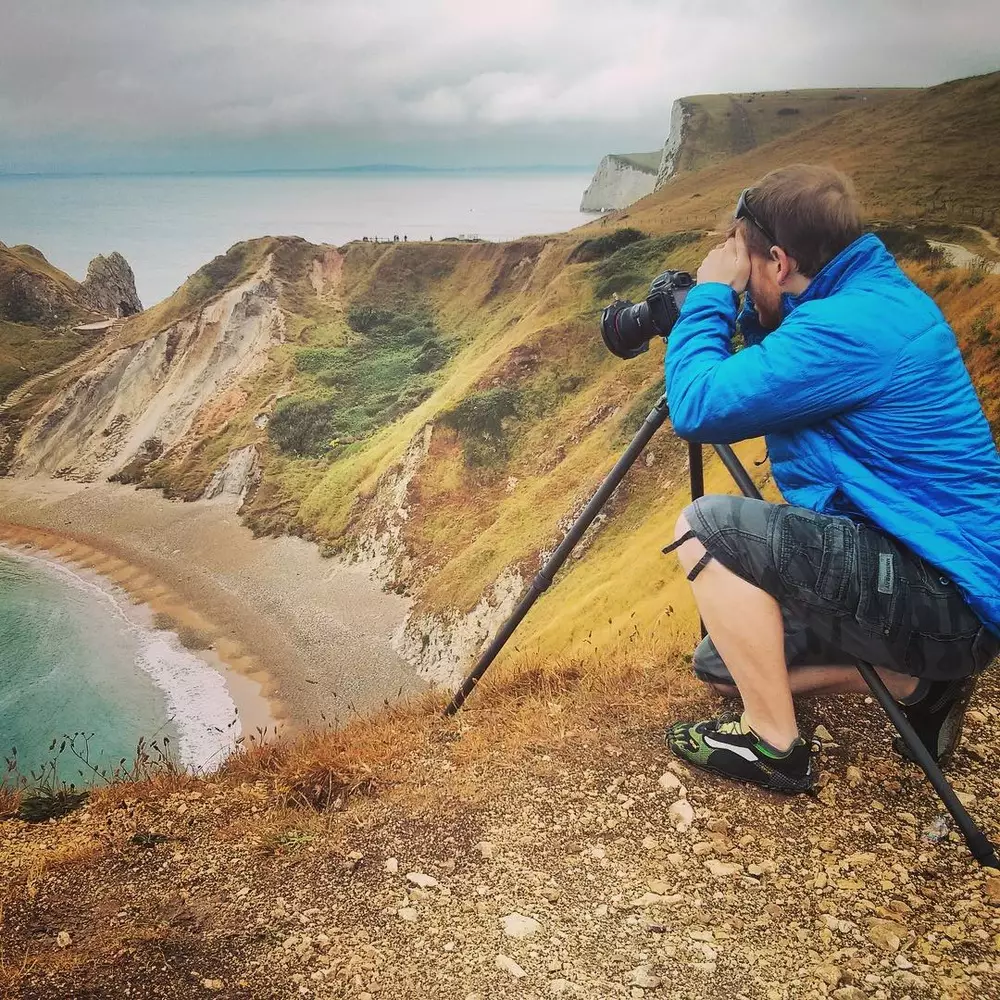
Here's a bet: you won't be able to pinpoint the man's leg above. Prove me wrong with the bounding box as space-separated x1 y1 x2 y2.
671 512 799 749
702 662 919 699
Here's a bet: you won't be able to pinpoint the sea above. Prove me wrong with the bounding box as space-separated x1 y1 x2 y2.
0 168 595 306
0 547 240 781
0 168 594 783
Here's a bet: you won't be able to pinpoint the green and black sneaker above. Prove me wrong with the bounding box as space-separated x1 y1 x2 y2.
666 715 815 794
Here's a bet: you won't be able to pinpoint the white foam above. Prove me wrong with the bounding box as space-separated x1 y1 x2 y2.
0 543 240 771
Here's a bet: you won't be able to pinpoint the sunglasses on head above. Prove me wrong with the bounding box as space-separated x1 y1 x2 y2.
735 188 779 249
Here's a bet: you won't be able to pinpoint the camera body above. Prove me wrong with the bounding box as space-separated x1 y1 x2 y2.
600 269 696 359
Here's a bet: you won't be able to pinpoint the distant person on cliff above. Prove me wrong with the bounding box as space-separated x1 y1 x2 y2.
662 164 1000 793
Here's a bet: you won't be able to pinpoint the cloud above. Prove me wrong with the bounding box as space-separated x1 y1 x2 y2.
1 0 997 169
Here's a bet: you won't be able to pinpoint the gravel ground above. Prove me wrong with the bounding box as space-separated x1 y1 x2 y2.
3 674 1000 999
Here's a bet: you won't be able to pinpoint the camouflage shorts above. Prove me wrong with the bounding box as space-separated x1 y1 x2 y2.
682 495 999 683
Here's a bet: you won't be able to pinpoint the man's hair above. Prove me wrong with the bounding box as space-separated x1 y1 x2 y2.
737 164 862 277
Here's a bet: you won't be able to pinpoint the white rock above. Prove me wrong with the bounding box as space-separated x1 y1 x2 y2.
628 966 662 988
641 836 659 850
397 907 418 922
501 912 542 939
813 724 834 742
704 859 742 877
496 954 527 979
476 841 496 859
406 872 439 888
658 772 684 795
668 799 695 833
56 931 72 949
549 979 574 995
384 857 399 873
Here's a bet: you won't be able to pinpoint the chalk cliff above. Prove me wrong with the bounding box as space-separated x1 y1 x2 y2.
654 99 690 190
579 152 660 212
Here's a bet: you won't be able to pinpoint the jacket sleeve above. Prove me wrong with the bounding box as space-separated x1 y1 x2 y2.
665 282 891 444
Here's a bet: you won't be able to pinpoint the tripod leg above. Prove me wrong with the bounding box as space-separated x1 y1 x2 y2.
443 396 671 715
855 660 999 868
712 444 999 867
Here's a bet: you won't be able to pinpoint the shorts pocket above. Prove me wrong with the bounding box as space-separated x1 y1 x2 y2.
855 532 906 641
777 511 854 610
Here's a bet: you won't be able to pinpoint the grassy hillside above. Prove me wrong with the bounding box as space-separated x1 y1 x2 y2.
668 88 919 176
625 71 1000 234
0 244 100 402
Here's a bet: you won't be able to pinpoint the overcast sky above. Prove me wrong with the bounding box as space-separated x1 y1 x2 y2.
1 0 998 173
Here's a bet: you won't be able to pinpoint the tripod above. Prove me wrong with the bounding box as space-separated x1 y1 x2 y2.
444 395 999 868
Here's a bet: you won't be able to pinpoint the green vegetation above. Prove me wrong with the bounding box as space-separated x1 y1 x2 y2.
569 228 648 264
268 305 449 457
0 320 92 401
871 225 945 264
591 232 702 300
972 306 995 344
440 387 523 466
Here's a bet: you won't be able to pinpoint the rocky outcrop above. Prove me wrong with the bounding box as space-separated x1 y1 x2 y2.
654 100 690 190
80 252 142 317
580 153 660 212
202 445 261 503
11 259 283 482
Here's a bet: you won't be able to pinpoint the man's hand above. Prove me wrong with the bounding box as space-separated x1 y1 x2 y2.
696 229 750 293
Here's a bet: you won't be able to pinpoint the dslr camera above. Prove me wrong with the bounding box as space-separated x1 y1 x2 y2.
600 269 695 359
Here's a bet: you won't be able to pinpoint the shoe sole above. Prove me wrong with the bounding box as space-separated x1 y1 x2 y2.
667 739 815 796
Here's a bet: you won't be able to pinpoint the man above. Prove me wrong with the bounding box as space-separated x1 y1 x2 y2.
663 164 1000 793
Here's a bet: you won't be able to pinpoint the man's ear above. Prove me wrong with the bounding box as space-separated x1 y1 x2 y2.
770 246 799 285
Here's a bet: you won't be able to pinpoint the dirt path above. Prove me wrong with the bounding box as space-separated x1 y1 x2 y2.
927 239 1000 274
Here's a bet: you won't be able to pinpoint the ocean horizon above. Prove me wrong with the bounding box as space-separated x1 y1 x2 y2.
0 167 595 306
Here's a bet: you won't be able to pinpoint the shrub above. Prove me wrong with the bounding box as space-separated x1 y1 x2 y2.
271 306 452 456
269 394 340 456
972 306 995 344
591 232 702 300
872 226 944 264
966 256 991 287
776 107 801 116
441 387 522 466
569 228 649 264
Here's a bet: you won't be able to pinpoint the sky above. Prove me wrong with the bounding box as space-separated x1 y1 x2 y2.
1 0 998 174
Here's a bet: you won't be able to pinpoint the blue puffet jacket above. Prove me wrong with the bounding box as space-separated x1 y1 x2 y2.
666 233 1000 635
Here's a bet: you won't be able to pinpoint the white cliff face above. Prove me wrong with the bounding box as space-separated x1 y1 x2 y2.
580 154 659 213
12 259 284 482
655 100 690 190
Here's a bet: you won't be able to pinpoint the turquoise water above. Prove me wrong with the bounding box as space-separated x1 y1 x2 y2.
0 548 238 782
0 169 593 306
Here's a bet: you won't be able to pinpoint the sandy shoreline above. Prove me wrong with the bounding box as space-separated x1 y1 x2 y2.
0 477 426 734
0 529 277 744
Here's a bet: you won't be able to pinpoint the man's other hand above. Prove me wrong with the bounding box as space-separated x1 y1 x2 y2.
697 230 750 293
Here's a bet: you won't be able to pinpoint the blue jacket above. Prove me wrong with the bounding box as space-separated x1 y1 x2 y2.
666 233 1000 635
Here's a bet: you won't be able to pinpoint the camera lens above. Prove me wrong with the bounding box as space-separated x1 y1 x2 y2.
600 300 656 359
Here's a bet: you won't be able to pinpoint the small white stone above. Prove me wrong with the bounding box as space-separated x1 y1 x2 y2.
501 912 542 939
406 872 439 888
658 772 684 795
397 907 418 922
628 966 662 988
495 954 527 978
668 799 695 833
56 931 72 949
384 857 399 873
